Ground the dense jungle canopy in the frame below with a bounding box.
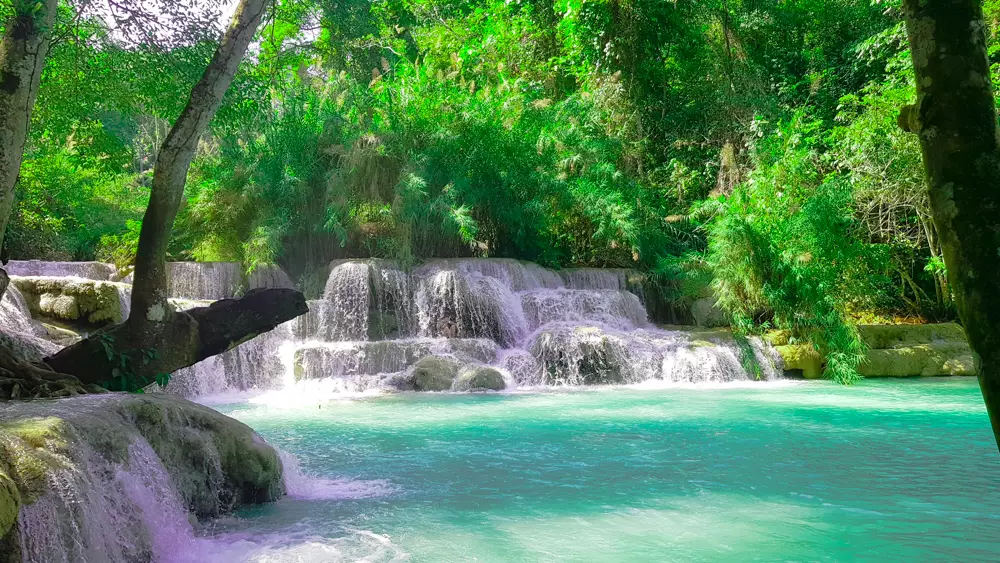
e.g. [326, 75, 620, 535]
[6, 0, 1000, 383]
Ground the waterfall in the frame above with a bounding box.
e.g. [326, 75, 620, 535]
[160, 258, 783, 398]
[194, 258, 779, 396]
[0, 259, 782, 398]
[0, 284, 61, 360]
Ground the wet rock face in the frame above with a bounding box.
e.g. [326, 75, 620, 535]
[0, 394, 284, 563]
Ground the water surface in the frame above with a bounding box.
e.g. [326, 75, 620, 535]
[206, 378, 999, 562]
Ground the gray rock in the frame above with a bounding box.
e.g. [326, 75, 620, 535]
[454, 365, 506, 391]
[411, 355, 461, 391]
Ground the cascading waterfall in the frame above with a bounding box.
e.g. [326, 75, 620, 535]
[0, 257, 781, 397]
[162, 258, 780, 398]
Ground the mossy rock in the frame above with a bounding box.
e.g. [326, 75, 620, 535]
[0, 467, 21, 545]
[454, 366, 506, 391]
[11, 276, 129, 325]
[858, 323, 968, 349]
[776, 344, 824, 379]
[122, 395, 283, 518]
[411, 355, 460, 391]
[858, 343, 975, 377]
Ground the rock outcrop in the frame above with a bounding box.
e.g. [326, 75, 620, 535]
[773, 323, 975, 379]
[10, 276, 130, 326]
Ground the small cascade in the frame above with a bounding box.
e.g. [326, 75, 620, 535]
[3, 394, 288, 563]
[166, 262, 243, 300]
[14, 422, 196, 563]
[168, 326, 290, 397]
[322, 261, 373, 340]
[165, 262, 294, 301]
[0, 284, 61, 360]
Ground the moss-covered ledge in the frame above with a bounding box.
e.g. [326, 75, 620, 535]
[121, 394, 283, 517]
[0, 394, 284, 560]
[771, 323, 975, 379]
[9, 276, 131, 326]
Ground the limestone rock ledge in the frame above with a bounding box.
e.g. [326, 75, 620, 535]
[10, 276, 131, 326]
[773, 323, 975, 379]
[0, 394, 283, 562]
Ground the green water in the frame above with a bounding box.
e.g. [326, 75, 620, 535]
[211, 378, 1000, 562]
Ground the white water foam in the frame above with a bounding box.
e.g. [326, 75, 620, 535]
[279, 449, 398, 501]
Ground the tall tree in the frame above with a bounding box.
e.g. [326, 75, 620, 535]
[899, 0, 1000, 449]
[129, 0, 270, 323]
[0, 0, 58, 255]
[44, 0, 308, 390]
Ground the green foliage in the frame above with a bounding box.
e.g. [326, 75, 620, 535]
[8, 147, 146, 260]
[98, 334, 164, 393]
[704, 114, 880, 383]
[9, 0, 972, 384]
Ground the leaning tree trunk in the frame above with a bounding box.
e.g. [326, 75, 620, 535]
[129, 0, 268, 324]
[0, 0, 58, 264]
[899, 1, 1000, 450]
[46, 289, 307, 387]
[43, 0, 298, 392]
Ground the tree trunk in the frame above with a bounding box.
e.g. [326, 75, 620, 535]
[129, 0, 269, 324]
[0, 0, 57, 252]
[45, 288, 307, 387]
[900, 1, 1000, 450]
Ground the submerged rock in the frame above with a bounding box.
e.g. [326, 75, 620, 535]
[0, 394, 284, 562]
[454, 366, 506, 391]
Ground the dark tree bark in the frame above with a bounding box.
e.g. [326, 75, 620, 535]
[900, 1, 1000, 449]
[129, 0, 269, 324]
[0, 0, 58, 297]
[0, 0, 57, 249]
[46, 289, 307, 386]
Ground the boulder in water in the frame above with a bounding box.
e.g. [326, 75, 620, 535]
[411, 355, 460, 391]
[454, 366, 506, 391]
